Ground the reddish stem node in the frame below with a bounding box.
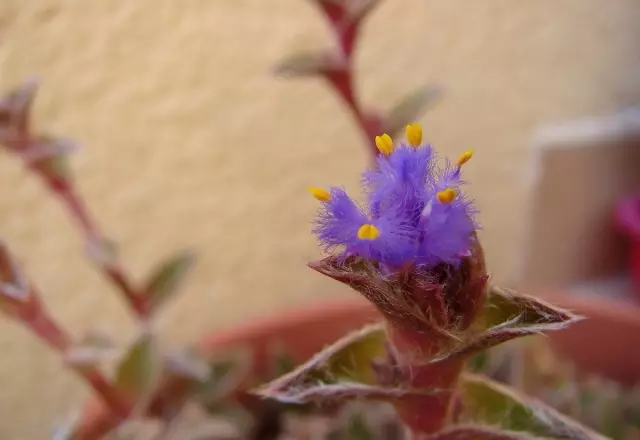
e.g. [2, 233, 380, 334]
[386, 322, 464, 435]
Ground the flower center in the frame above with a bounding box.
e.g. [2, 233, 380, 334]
[357, 224, 381, 241]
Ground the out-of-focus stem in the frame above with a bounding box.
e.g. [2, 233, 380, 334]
[20, 154, 150, 318]
[316, 2, 381, 161]
[18, 299, 132, 419]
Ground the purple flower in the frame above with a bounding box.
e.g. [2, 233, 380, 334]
[309, 124, 478, 270]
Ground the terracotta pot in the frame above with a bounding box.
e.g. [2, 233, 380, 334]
[76, 299, 381, 439]
[615, 195, 640, 297]
[535, 291, 640, 386]
[77, 293, 640, 438]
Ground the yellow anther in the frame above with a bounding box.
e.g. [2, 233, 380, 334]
[308, 187, 331, 203]
[357, 224, 381, 241]
[405, 123, 423, 147]
[437, 188, 457, 204]
[456, 150, 474, 167]
[375, 133, 394, 156]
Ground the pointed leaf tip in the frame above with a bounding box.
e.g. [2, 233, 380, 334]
[274, 51, 346, 77]
[115, 333, 160, 399]
[144, 251, 197, 312]
[458, 374, 608, 440]
[433, 286, 584, 363]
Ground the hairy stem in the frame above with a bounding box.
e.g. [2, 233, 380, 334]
[386, 322, 463, 435]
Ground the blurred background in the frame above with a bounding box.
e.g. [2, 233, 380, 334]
[0, 1, 639, 438]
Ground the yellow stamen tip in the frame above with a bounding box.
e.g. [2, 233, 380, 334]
[357, 224, 381, 241]
[375, 133, 394, 156]
[457, 150, 474, 167]
[308, 187, 331, 203]
[437, 188, 457, 204]
[405, 123, 423, 147]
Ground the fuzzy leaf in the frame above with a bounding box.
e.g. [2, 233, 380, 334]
[274, 51, 346, 77]
[383, 86, 443, 137]
[433, 286, 583, 362]
[458, 374, 608, 440]
[255, 324, 443, 405]
[115, 333, 160, 399]
[144, 252, 196, 312]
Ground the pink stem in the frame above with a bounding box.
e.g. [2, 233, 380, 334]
[83, 370, 132, 420]
[26, 163, 150, 318]
[386, 322, 464, 435]
[19, 299, 132, 419]
[316, 3, 381, 161]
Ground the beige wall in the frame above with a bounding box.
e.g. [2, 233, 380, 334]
[0, 1, 638, 438]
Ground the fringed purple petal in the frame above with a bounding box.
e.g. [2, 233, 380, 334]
[313, 187, 368, 253]
[313, 137, 479, 271]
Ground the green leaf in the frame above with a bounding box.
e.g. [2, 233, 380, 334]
[255, 324, 443, 406]
[115, 333, 160, 399]
[458, 374, 608, 440]
[274, 51, 345, 77]
[383, 86, 443, 137]
[433, 286, 583, 363]
[144, 252, 196, 312]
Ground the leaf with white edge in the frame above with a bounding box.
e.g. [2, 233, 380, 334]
[255, 324, 443, 406]
[144, 252, 196, 312]
[274, 51, 346, 77]
[432, 286, 583, 363]
[115, 333, 160, 399]
[383, 86, 443, 137]
[458, 374, 608, 440]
